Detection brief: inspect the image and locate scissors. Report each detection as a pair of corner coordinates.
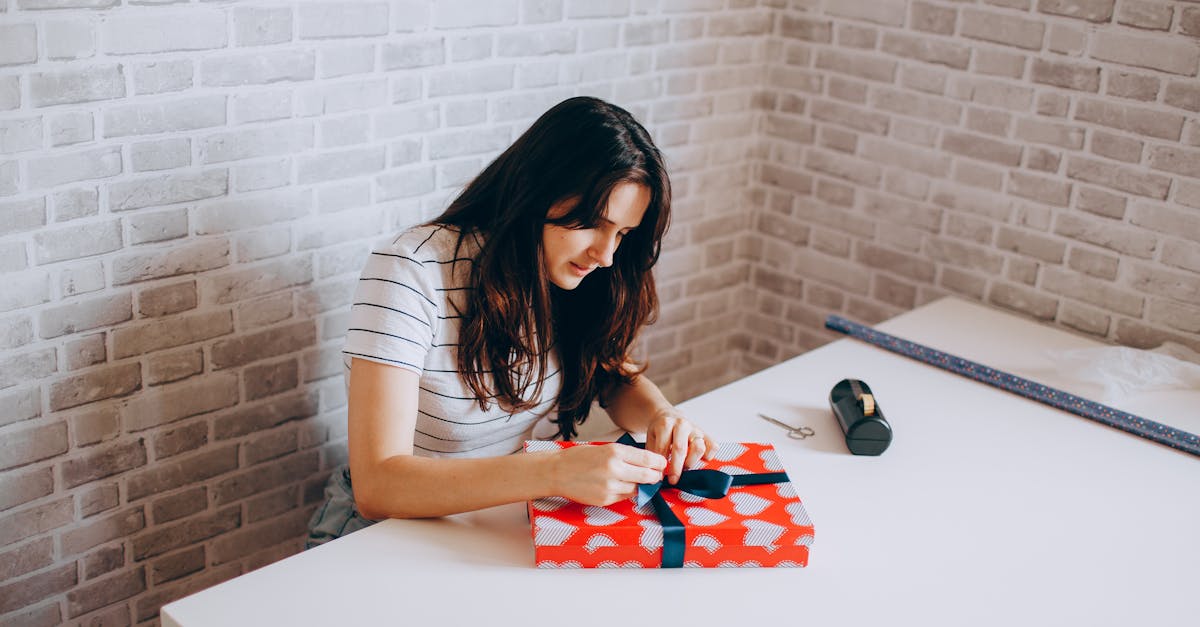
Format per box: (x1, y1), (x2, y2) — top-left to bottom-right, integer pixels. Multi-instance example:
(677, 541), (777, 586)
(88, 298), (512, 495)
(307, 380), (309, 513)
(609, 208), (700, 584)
(758, 413), (815, 440)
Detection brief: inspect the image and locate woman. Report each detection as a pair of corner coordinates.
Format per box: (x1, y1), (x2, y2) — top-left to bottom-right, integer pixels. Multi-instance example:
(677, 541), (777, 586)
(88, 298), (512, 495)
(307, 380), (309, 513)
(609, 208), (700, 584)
(307, 97), (716, 547)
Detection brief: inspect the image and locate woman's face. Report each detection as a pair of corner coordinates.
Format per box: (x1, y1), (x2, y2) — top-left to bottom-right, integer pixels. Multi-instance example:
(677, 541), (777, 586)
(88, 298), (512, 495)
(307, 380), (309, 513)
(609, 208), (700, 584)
(542, 181), (650, 290)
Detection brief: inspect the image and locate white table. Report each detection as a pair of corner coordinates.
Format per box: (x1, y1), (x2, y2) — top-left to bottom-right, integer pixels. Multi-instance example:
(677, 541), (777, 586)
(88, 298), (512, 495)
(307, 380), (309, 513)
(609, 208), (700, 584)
(163, 298), (1199, 626)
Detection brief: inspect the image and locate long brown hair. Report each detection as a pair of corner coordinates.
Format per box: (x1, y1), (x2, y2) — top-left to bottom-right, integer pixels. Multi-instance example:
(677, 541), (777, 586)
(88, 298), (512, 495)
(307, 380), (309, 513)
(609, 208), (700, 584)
(432, 97), (671, 440)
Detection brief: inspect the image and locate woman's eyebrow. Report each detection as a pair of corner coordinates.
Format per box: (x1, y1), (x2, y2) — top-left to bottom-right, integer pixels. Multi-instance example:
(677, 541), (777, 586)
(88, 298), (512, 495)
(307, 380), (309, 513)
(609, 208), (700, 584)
(600, 217), (638, 231)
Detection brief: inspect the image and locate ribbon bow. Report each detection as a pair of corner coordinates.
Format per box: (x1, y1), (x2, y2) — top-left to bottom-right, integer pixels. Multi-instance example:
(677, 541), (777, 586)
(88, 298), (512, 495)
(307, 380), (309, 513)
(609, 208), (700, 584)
(616, 433), (789, 567)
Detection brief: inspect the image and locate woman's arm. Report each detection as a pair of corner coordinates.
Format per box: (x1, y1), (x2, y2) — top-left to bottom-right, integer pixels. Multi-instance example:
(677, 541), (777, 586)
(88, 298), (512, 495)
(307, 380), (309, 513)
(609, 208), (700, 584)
(348, 358), (666, 519)
(601, 371), (717, 485)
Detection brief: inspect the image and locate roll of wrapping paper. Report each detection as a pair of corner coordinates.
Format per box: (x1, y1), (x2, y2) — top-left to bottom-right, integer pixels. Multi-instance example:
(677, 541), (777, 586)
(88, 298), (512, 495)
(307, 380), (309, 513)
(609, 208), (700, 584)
(825, 315), (1200, 459)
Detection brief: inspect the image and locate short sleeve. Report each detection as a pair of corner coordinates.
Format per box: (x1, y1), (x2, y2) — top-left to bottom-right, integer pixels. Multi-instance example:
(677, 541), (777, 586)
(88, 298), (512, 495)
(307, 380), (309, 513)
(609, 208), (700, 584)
(342, 236), (441, 376)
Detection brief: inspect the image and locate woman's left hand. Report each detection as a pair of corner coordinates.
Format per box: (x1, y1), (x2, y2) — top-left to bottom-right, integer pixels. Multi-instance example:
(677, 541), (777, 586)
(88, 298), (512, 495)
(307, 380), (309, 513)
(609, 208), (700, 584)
(644, 408), (717, 485)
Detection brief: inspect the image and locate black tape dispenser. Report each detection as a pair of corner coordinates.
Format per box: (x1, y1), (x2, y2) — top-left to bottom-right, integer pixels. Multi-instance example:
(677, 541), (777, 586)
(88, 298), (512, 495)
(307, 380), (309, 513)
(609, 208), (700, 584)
(830, 379), (892, 455)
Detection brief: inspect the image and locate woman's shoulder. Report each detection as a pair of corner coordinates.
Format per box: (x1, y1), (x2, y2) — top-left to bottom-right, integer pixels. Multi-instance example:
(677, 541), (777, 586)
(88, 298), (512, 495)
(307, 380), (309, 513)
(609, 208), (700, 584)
(373, 223), (478, 264)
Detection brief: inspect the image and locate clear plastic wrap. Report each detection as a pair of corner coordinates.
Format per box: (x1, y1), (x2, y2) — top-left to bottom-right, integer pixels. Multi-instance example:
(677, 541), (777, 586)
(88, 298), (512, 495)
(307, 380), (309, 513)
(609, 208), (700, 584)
(1043, 342), (1200, 404)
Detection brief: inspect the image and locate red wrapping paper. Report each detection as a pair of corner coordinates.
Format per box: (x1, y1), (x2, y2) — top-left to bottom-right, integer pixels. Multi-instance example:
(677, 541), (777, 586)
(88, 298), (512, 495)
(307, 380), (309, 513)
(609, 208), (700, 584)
(524, 440), (815, 568)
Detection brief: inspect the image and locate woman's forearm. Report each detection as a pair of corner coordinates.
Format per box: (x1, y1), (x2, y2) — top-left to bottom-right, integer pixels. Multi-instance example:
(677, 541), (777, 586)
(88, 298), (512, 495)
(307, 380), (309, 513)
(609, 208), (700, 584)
(602, 374), (674, 434)
(601, 374), (716, 481)
(345, 360), (677, 520)
(348, 358), (562, 519)
(353, 450), (560, 520)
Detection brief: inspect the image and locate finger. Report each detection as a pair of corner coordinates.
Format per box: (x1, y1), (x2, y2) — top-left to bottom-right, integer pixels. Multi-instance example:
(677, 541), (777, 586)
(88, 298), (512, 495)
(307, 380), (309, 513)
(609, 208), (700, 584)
(684, 433), (706, 469)
(614, 444), (666, 471)
(614, 460), (665, 485)
(645, 416), (675, 459)
(595, 480), (637, 506)
(613, 480), (638, 499)
(702, 433), (718, 460)
(668, 425), (691, 483)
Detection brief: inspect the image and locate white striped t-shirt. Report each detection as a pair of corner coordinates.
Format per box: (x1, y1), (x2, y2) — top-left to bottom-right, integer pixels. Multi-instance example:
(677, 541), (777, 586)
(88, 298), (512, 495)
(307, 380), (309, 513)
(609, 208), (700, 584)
(342, 224), (562, 457)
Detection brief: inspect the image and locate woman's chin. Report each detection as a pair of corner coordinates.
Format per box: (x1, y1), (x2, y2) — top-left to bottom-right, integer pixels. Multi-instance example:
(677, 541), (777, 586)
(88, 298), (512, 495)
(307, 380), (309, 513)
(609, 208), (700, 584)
(550, 277), (582, 290)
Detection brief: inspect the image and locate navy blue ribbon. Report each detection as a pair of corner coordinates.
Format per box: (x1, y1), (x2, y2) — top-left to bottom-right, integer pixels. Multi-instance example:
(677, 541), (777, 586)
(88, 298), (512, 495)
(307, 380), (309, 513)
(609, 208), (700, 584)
(616, 433), (789, 568)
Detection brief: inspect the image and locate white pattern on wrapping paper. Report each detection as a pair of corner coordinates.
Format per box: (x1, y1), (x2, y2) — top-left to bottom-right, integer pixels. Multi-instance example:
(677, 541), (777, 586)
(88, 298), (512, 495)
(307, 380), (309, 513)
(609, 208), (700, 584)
(717, 560), (762, 568)
(674, 491), (707, 503)
(795, 534), (815, 547)
(584, 533), (617, 553)
(531, 496), (571, 512)
(583, 505), (625, 526)
(536, 560), (582, 569)
(533, 517), (578, 546)
(691, 533), (722, 554)
(597, 561), (646, 568)
(730, 492), (772, 516)
(759, 448), (784, 471)
(776, 561), (802, 567)
(775, 482), (798, 499)
(718, 465), (751, 475)
(523, 440), (562, 453)
(786, 501), (812, 526)
(683, 507), (729, 526)
(742, 519), (786, 546)
(638, 519), (663, 549)
(709, 443), (747, 462)
(634, 501), (655, 516)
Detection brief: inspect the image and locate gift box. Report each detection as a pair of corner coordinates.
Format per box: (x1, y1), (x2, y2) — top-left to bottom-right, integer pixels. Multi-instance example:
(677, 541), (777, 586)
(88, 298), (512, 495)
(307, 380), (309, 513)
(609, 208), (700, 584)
(524, 435), (815, 568)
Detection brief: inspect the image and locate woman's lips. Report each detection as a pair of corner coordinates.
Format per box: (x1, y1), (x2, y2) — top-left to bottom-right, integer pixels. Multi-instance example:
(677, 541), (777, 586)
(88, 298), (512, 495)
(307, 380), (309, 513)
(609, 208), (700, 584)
(569, 262), (593, 277)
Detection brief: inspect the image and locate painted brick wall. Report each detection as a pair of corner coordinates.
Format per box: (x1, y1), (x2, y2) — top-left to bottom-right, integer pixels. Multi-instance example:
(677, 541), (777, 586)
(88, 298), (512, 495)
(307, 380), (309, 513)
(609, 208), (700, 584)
(742, 0), (1200, 373)
(3, 0), (1198, 623)
(0, 0), (767, 623)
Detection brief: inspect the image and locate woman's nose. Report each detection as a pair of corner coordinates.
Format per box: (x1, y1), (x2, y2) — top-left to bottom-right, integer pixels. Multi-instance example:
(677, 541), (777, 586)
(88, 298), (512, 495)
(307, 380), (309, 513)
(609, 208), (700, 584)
(589, 233), (618, 267)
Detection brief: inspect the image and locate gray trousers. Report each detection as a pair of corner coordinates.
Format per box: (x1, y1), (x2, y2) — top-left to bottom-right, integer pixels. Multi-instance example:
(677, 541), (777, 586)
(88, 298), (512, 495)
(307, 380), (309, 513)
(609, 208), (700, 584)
(306, 466), (380, 549)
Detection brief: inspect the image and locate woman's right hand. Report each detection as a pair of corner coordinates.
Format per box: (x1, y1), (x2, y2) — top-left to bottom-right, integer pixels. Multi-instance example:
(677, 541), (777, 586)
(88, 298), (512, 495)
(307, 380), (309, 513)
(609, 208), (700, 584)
(550, 443), (667, 506)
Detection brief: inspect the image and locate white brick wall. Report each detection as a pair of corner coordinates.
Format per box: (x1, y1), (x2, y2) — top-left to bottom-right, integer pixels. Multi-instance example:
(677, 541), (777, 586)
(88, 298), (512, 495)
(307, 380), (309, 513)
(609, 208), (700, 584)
(2, 0), (1198, 622)
(0, 1), (764, 622)
(744, 0), (1200, 373)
